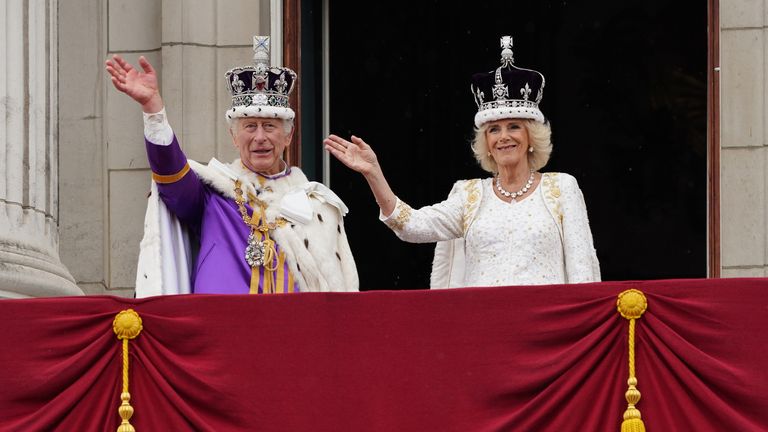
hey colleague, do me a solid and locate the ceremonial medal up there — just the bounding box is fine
[245,232,266,267]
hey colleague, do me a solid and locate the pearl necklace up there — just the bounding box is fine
[496,170,535,199]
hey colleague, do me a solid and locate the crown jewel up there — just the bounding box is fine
[470,36,546,127]
[224,36,297,122]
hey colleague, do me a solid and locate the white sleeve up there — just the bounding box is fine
[143,107,174,146]
[379,181,465,243]
[560,174,601,283]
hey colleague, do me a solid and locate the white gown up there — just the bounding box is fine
[380,173,600,288]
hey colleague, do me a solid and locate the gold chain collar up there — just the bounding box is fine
[233,179,290,294]
[233,180,287,232]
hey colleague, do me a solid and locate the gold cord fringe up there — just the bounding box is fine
[617,289,648,432]
[113,309,143,432]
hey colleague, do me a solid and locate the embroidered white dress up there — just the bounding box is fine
[464,179,564,286]
[381,173,600,288]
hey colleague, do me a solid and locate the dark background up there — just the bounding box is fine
[302,1,707,290]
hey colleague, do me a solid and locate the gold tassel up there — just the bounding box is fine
[617,289,648,432]
[249,266,260,294]
[113,309,143,432]
[260,227,277,294]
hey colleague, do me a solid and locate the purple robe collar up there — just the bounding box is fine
[256,160,292,180]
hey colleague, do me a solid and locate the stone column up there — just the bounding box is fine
[0,0,82,297]
[719,0,766,277]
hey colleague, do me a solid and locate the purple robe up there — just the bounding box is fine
[146,136,298,294]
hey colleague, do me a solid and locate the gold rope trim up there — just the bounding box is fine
[152,162,191,184]
[616,289,648,432]
[113,309,143,432]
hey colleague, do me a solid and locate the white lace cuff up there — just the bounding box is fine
[143,107,174,146]
[378,198,401,222]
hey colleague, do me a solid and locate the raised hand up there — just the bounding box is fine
[324,134,397,215]
[105,55,163,113]
[323,134,381,176]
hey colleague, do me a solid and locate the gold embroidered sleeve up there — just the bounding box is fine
[384,200,413,231]
[379,186,464,244]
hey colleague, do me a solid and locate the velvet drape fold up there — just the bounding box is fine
[1,278,766,431]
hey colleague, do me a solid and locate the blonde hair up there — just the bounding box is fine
[470,119,552,173]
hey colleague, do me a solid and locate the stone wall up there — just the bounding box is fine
[0,0,82,298]
[720,0,768,277]
[58,0,270,296]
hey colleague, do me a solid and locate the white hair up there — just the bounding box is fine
[229,117,294,135]
[470,119,552,173]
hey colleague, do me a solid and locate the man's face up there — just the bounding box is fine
[231,118,293,174]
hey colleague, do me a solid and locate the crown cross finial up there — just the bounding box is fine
[253,36,270,72]
[500,35,514,67]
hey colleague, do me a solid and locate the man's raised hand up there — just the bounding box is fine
[105,55,163,113]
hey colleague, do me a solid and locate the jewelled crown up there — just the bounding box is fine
[470,36,546,127]
[224,36,297,123]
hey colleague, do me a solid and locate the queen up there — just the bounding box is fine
[325,35,600,288]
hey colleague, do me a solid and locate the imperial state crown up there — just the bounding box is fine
[224,36,297,122]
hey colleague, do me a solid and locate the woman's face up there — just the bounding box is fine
[485,119,530,170]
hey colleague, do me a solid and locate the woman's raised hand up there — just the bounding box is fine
[324,134,397,215]
[324,135,381,176]
[105,55,163,113]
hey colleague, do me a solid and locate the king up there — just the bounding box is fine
[105,36,359,296]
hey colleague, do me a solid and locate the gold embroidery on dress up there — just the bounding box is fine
[542,173,564,226]
[389,200,413,231]
[463,179,480,234]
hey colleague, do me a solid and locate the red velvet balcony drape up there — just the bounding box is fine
[1,278,767,431]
